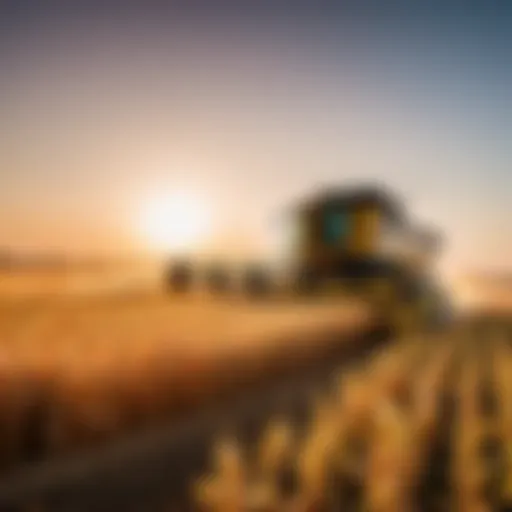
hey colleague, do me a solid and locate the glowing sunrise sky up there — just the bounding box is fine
[0,1,510,276]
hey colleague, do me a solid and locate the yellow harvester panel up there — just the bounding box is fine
[348,206,381,256]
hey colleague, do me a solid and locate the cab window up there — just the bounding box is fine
[323,210,349,245]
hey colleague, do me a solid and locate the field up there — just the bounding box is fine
[195,317,512,512]
[0,268,511,511]
[0,283,370,474]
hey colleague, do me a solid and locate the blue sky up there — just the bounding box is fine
[0,1,510,274]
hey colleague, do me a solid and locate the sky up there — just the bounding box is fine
[0,0,510,276]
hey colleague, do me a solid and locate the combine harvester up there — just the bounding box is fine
[166,184,453,333]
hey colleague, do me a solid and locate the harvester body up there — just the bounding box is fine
[291,186,441,288]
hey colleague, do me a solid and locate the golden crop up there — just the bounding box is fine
[0,292,367,470]
[197,322,512,512]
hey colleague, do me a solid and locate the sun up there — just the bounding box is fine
[140,191,212,252]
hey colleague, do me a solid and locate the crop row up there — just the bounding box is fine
[195,325,512,511]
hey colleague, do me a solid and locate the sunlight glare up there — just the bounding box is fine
[140,191,212,252]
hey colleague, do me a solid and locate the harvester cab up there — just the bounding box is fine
[288,185,452,327]
[291,186,426,284]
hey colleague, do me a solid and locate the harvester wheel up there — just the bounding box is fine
[243,266,273,298]
[390,275,453,333]
[166,261,194,293]
[205,265,231,295]
[295,268,320,296]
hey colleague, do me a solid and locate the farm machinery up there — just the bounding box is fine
[165,184,453,330]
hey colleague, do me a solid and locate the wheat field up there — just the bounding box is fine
[196,319,512,512]
[0,284,369,473]
[1,269,511,511]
